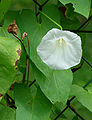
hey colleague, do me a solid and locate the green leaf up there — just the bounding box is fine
[30,87,52,120]
[41,5,61,35]
[14,83,52,120]
[59,0,91,18]
[0,0,12,22]
[59,3,82,30]
[14,83,35,120]
[0,105,15,120]
[72,116,79,120]
[36,0,57,5]
[0,37,21,95]
[71,84,92,112]
[17,7,73,104]
[11,0,34,10]
[4,11,19,27]
[32,62,73,104]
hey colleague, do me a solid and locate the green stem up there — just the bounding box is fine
[22,60,27,84]
[27,36,30,84]
[40,11,62,30]
[13,33,27,55]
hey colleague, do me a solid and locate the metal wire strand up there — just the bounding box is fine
[69,105,85,120]
[33,0,41,7]
[70,30,92,33]
[77,16,92,31]
[54,106,69,120]
[33,0,50,16]
[83,78,92,88]
[41,0,49,7]
[82,56,92,68]
[29,80,36,87]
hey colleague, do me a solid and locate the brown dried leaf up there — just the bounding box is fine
[8,20,17,35]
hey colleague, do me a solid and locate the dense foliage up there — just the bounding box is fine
[0,0,92,120]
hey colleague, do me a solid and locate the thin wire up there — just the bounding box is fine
[33,0,41,7]
[82,57,92,68]
[41,0,49,7]
[29,80,36,87]
[54,106,69,120]
[36,12,40,16]
[83,79,92,88]
[69,105,85,120]
[69,96,76,102]
[77,16,92,31]
[33,0,50,17]
[70,30,92,33]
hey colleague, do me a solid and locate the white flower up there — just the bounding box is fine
[37,28,82,70]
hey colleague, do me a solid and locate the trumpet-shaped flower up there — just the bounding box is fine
[37,28,82,70]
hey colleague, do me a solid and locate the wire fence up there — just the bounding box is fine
[30,0,92,120]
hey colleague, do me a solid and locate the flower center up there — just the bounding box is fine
[56,38,65,47]
[59,38,64,44]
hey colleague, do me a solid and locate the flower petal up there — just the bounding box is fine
[37,28,82,70]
